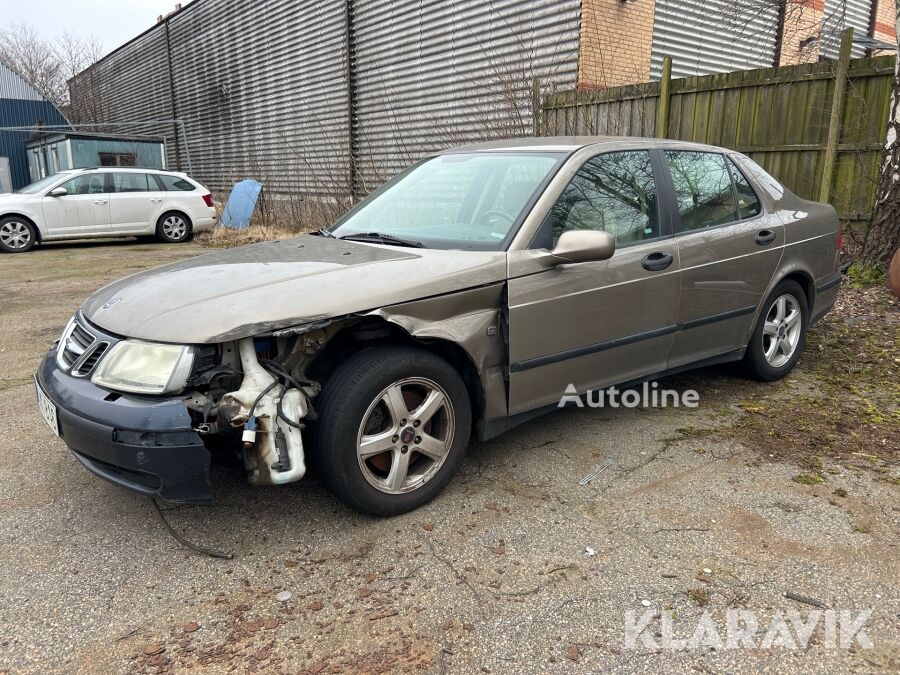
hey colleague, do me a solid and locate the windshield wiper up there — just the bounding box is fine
[337,232,424,248]
[313,228,335,238]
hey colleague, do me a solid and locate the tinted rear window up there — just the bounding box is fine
[157,174,196,191]
[665,151,739,231]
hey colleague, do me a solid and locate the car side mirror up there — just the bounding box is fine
[542,230,616,266]
[49,187,67,197]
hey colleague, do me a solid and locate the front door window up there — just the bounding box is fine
[542,150,661,248]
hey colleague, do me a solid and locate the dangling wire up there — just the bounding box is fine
[151,499,234,559]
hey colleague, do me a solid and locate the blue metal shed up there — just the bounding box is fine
[0,62,69,191]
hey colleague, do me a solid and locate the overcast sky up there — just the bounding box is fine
[0,0,195,55]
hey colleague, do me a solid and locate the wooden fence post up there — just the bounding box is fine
[532,76,541,136]
[819,27,854,203]
[656,56,672,139]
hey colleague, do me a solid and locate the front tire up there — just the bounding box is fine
[743,279,809,381]
[0,216,37,253]
[155,212,192,243]
[313,346,472,516]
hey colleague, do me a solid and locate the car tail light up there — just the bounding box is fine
[202,194,214,208]
[837,225,843,250]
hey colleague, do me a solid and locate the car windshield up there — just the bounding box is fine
[329,152,565,250]
[15,173,69,195]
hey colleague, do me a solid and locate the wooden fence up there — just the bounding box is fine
[541,30,894,230]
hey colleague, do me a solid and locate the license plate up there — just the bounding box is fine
[34,377,59,436]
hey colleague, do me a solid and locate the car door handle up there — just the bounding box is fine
[755,229,776,246]
[150,198,164,203]
[93,200,108,205]
[641,252,673,271]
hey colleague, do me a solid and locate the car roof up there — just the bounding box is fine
[72,167,183,175]
[440,136,731,154]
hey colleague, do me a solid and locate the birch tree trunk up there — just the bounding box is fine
[862,0,900,267]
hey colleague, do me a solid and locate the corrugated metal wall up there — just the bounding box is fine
[822,0,874,59]
[351,0,581,189]
[649,0,780,80]
[71,0,581,197]
[167,0,351,195]
[0,62,70,189]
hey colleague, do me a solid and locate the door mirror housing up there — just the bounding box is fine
[542,230,616,266]
[49,187,68,197]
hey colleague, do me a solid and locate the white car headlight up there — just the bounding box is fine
[91,340,197,395]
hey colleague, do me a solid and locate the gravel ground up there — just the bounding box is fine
[0,239,897,674]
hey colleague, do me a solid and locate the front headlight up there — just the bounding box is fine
[91,340,197,395]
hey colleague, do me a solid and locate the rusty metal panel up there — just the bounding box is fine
[350,0,582,189]
[649,0,779,80]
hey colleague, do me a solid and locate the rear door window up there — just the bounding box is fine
[665,151,739,231]
[546,150,661,247]
[110,173,152,193]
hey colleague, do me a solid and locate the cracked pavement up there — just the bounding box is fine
[0,240,897,673]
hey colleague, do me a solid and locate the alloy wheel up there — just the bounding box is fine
[0,221,32,250]
[762,294,802,368]
[162,216,187,240]
[356,377,455,494]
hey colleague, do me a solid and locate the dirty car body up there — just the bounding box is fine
[35,137,841,515]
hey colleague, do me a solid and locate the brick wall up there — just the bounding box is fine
[872,0,898,53]
[779,0,825,65]
[578,0,897,88]
[578,0,656,88]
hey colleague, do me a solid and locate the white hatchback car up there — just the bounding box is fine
[0,167,217,253]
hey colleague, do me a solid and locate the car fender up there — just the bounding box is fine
[0,207,44,239]
[367,283,508,421]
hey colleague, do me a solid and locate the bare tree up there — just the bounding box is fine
[0,22,102,121]
[861,1,900,267]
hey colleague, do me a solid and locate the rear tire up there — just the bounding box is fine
[742,279,809,381]
[313,346,471,516]
[0,216,37,253]
[155,212,192,243]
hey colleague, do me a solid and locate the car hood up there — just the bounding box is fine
[81,234,509,343]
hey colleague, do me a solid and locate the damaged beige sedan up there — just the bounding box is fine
[35,138,841,515]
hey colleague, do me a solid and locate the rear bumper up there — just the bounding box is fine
[193,212,217,232]
[36,346,212,503]
[812,275,841,324]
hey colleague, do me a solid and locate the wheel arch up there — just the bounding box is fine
[744,264,815,344]
[308,316,487,427]
[0,212,41,242]
[157,209,193,227]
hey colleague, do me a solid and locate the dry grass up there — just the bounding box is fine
[666,281,899,482]
[195,225,312,249]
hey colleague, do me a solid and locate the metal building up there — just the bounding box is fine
[71,0,582,196]
[24,131,167,182]
[0,62,69,192]
[72,0,892,199]
[649,0,781,80]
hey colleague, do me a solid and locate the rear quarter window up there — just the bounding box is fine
[157,174,196,191]
[727,158,762,219]
[730,154,784,201]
